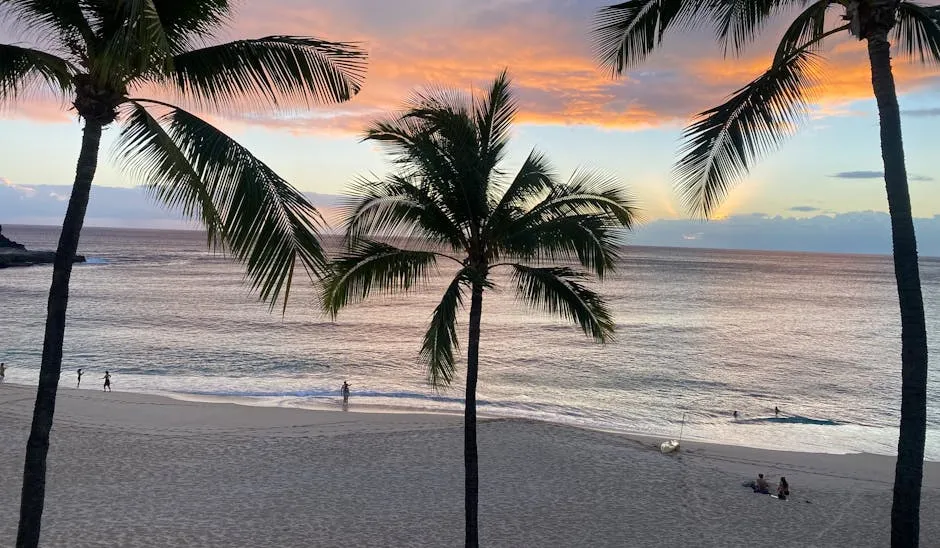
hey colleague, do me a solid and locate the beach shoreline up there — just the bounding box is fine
[152,386,937,462]
[3,381,937,461]
[2,383,938,547]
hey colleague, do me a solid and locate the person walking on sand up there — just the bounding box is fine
[341,381,350,404]
[102,371,111,392]
[77,368,83,388]
[0,362,5,384]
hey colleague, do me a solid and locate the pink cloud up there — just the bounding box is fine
[1,176,37,197]
[0,96,76,124]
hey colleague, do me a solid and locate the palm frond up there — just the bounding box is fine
[152,0,232,50]
[1,0,94,47]
[674,47,822,217]
[593,0,705,74]
[527,170,641,229]
[510,265,615,342]
[113,101,222,242]
[405,88,491,225]
[772,0,835,63]
[405,96,479,170]
[0,44,75,103]
[895,2,940,65]
[487,149,557,243]
[488,149,556,215]
[474,69,516,170]
[406,83,472,119]
[343,175,467,250]
[494,171,637,277]
[499,214,622,279]
[169,36,367,110]
[115,99,328,311]
[97,0,173,80]
[322,240,439,318]
[364,112,475,232]
[420,269,470,388]
[711,0,811,56]
[363,113,434,167]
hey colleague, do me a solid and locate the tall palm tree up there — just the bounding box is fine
[323,71,639,547]
[0,2,366,546]
[593,1,937,545]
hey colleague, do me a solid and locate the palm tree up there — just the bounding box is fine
[593,1,937,545]
[323,71,639,547]
[0,2,366,546]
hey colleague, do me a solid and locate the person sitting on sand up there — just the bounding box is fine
[103,371,111,392]
[777,477,790,500]
[753,473,770,494]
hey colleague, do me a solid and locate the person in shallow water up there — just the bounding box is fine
[775,406,780,417]
[732,410,738,419]
[776,477,790,500]
[341,381,350,403]
[103,371,111,392]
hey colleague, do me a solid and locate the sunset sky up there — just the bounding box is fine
[1,0,939,226]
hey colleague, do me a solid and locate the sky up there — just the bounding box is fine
[1,0,939,253]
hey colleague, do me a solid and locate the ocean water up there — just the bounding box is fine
[1,225,938,459]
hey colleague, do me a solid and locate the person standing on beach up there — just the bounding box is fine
[77,368,83,388]
[774,406,780,417]
[0,362,5,384]
[342,381,350,404]
[102,371,111,392]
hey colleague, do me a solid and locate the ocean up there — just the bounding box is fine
[1,225,938,459]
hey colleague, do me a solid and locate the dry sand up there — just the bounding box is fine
[1,384,937,547]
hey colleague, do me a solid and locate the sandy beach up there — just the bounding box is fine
[0,384,937,547]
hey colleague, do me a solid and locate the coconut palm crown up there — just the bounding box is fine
[323,71,639,547]
[0,2,366,547]
[593,1,937,546]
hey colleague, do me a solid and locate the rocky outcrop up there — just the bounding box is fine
[0,225,86,268]
[0,224,26,250]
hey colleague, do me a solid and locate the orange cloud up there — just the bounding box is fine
[1,1,938,135]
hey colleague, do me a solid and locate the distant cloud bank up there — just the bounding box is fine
[630,212,940,256]
[903,107,940,118]
[3,183,939,257]
[831,171,885,179]
[830,171,934,182]
[0,180,347,229]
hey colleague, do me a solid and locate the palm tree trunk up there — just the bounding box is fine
[16,120,103,548]
[867,31,930,548]
[464,281,484,548]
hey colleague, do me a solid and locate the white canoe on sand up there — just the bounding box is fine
[660,439,680,454]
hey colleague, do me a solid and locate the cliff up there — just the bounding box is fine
[0,225,86,268]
